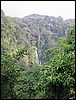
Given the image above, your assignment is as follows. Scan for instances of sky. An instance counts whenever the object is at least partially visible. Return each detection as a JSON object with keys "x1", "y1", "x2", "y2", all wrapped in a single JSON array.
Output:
[{"x1": 1, "y1": 1, "x2": 75, "y2": 20}]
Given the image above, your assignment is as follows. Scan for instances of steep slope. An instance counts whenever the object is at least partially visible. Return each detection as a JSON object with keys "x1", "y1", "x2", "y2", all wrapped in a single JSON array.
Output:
[
  {"x1": 1, "y1": 10, "x2": 75, "y2": 65},
  {"x1": 1, "y1": 9, "x2": 75, "y2": 99},
  {"x1": 21, "y1": 14, "x2": 75, "y2": 63}
]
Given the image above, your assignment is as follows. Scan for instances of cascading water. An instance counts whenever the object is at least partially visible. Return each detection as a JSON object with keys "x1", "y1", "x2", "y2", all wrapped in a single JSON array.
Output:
[{"x1": 35, "y1": 50, "x2": 39, "y2": 64}]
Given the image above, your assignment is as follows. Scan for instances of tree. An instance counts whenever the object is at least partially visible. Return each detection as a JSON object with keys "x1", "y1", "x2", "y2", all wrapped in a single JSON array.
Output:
[
  {"x1": 37, "y1": 25, "x2": 75, "y2": 99},
  {"x1": 1, "y1": 47, "x2": 29, "y2": 99}
]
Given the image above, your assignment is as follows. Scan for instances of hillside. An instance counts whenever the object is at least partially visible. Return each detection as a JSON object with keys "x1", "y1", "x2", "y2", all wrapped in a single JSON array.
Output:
[
  {"x1": 1, "y1": 10, "x2": 75, "y2": 99},
  {"x1": 1, "y1": 10, "x2": 75, "y2": 65}
]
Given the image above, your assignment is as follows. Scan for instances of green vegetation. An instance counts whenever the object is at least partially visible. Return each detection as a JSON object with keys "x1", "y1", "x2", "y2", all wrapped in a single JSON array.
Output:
[{"x1": 1, "y1": 10, "x2": 75, "y2": 99}]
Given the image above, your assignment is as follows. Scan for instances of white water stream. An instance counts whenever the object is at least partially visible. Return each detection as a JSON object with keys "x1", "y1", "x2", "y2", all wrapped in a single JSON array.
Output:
[{"x1": 35, "y1": 50, "x2": 39, "y2": 64}]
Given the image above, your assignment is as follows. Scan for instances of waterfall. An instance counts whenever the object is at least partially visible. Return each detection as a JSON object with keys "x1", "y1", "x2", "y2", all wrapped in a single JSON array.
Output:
[{"x1": 35, "y1": 50, "x2": 39, "y2": 64}]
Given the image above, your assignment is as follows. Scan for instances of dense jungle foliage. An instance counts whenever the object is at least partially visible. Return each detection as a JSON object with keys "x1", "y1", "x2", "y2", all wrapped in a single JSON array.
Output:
[{"x1": 1, "y1": 9, "x2": 75, "y2": 99}]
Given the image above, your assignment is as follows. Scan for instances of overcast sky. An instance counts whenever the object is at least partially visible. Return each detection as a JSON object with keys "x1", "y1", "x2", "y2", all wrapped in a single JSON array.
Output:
[{"x1": 1, "y1": 1, "x2": 75, "y2": 20}]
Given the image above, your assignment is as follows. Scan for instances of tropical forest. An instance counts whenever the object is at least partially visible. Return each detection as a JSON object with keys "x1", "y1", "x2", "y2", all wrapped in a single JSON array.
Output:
[{"x1": 1, "y1": 9, "x2": 75, "y2": 99}]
